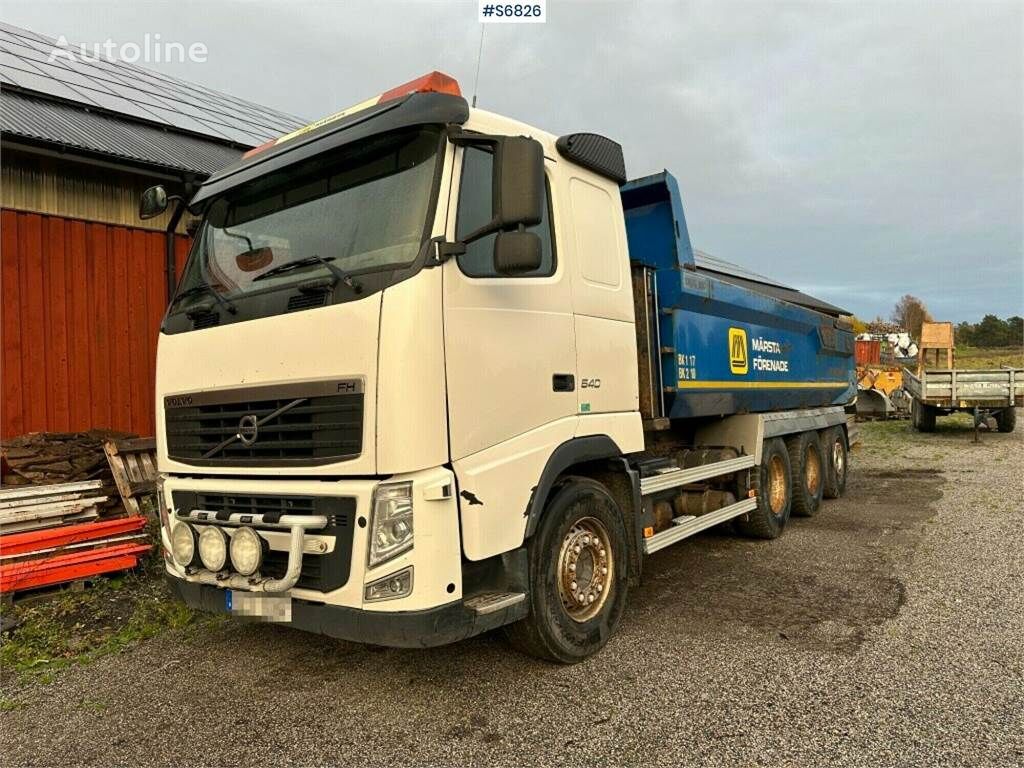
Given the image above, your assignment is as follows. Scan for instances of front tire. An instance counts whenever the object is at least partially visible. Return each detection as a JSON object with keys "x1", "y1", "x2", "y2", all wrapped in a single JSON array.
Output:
[
  {"x1": 735, "y1": 438, "x2": 792, "y2": 539},
  {"x1": 505, "y1": 477, "x2": 629, "y2": 664}
]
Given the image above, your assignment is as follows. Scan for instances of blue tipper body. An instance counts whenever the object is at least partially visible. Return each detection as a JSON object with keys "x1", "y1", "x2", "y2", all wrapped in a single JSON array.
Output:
[{"x1": 621, "y1": 171, "x2": 856, "y2": 420}]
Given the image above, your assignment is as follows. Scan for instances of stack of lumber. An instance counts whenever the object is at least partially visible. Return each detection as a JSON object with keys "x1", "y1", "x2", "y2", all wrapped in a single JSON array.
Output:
[
  {"x1": 0, "y1": 480, "x2": 111, "y2": 534},
  {"x1": 1, "y1": 430, "x2": 133, "y2": 487},
  {"x1": 0, "y1": 432, "x2": 156, "y2": 596},
  {"x1": 0, "y1": 516, "x2": 150, "y2": 593}
]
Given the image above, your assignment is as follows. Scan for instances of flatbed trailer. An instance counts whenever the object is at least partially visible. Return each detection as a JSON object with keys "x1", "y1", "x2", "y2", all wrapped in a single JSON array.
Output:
[{"x1": 903, "y1": 366, "x2": 1021, "y2": 432}]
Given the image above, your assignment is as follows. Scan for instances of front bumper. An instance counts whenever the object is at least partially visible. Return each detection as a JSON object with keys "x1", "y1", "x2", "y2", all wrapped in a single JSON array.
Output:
[
  {"x1": 160, "y1": 467, "x2": 462, "y2": 614},
  {"x1": 171, "y1": 578, "x2": 526, "y2": 648}
]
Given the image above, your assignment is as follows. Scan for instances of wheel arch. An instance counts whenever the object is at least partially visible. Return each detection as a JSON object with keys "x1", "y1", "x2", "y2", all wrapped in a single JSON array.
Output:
[{"x1": 522, "y1": 436, "x2": 643, "y2": 584}]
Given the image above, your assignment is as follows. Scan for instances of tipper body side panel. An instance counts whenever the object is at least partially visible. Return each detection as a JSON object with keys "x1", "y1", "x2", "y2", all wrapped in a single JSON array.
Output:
[{"x1": 622, "y1": 171, "x2": 856, "y2": 420}]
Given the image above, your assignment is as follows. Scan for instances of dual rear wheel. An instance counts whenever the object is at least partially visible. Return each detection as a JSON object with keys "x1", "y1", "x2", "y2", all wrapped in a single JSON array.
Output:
[{"x1": 736, "y1": 427, "x2": 848, "y2": 538}]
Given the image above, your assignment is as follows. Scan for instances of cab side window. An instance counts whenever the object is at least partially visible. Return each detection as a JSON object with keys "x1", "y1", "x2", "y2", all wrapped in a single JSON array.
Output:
[{"x1": 455, "y1": 145, "x2": 556, "y2": 277}]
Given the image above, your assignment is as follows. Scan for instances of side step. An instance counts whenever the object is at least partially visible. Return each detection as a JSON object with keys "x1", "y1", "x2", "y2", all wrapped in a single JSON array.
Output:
[
  {"x1": 642, "y1": 497, "x2": 758, "y2": 555},
  {"x1": 464, "y1": 591, "x2": 526, "y2": 615},
  {"x1": 639, "y1": 455, "x2": 756, "y2": 495}
]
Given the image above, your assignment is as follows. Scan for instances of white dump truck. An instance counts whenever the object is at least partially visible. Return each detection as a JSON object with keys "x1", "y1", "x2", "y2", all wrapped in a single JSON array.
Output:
[{"x1": 144, "y1": 72, "x2": 857, "y2": 662}]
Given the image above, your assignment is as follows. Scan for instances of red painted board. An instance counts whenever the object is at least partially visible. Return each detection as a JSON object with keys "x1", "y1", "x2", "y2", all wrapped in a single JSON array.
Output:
[
  {"x1": 0, "y1": 542, "x2": 152, "y2": 592},
  {"x1": 0, "y1": 517, "x2": 146, "y2": 556},
  {"x1": 1, "y1": 554, "x2": 142, "y2": 592}
]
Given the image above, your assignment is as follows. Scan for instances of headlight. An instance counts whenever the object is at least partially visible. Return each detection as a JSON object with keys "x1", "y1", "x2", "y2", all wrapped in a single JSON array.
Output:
[
  {"x1": 171, "y1": 523, "x2": 197, "y2": 567},
  {"x1": 198, "y1": 527, "x2": 229, "y2": 571},
  {"x1": 230, "y1": 527, "x2": 265, "y2": 576},
  {"x1": 368, "y1": 481, "x2": 413, "y2": 568}
]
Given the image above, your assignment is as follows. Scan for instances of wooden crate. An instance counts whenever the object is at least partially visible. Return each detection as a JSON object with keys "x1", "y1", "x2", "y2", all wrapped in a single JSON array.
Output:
[{"x1": 918, "y1": 321, "x2": 955, "y2": 373}]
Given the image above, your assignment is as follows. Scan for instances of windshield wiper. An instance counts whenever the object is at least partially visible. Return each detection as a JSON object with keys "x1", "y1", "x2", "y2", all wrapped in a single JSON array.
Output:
[
  {"x1": 173, "y1": 282, "x2": 237, "y2": 315},
  {"x1": 253, "y1": 254, "x2": 362, "y2": 293}
]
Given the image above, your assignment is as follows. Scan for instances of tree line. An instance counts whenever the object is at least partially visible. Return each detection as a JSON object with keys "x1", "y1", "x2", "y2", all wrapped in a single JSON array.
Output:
[
  {"x1": 852, "y1": 294, "x2": 1023, "y2": 348},
  {"x1": 955, "y1": 315, "x2": 1023, "y2": 348}
]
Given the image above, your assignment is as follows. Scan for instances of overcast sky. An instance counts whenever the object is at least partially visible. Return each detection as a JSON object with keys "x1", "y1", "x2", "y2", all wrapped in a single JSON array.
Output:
[{"x1": 5, "y1": 0, "x2": 1022, "y2": 322}]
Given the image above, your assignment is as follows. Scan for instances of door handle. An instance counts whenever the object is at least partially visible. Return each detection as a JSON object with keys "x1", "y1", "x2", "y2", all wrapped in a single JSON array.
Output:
[{"x1": 552, "y1": 374, "x2": 575, "y2": 392}]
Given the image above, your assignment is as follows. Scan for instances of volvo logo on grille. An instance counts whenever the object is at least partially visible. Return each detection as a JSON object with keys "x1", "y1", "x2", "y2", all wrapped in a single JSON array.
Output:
[
  {"x1": 198, "y1": 397, "x2": 308, "y2": 459},
  {"x1": 238, "y1": 415, "x2": 259, "y2": 446}
]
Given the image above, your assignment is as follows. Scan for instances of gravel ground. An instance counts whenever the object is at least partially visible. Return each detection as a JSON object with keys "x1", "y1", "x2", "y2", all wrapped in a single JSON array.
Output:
[{"x1": 2, "y1": 418, "x2": 1022, "y2": 767}]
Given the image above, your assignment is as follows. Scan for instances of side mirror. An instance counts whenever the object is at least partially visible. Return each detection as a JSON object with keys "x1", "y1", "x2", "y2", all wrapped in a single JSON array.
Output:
[
  {"x1": 494, "y1": 137, "x2": 544, "y2": 229},
  {"x1": 494, "y1": 231, "x2": 542, "y2": 275},
  {"x1": 139, "y1": 185, "x2": 168, "y2": 220}
]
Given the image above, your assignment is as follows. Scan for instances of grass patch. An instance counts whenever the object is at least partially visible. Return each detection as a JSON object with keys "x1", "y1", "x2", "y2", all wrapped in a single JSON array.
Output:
[
  {"x1": 953, "y1": 346, "x2": 1023, "y2": 370},
  {"x1": 0, "y1": 527, "x2": 216, "y2": 685}
]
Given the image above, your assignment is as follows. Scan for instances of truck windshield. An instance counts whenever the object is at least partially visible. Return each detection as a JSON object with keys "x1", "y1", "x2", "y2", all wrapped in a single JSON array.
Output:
[{"x1": 167, "y1": 126, "x2": 442, "y2": 328}]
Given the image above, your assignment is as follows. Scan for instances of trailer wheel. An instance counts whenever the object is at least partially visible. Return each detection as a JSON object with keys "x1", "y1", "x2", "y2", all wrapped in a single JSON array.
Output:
[
  {"x1": 505, "y1": 477, "x2": 629, "y2": 664},
  {"x1": 787, "y1": 431, "x2": 825, "y2": 517},
  {"x1": 912, "y1": 400, "x2": 936, "y2": 432},
  {"x1": 822, "y1": 427, "x2": 848, "y2": 499},
  {"x1": 995, "y1": 407, "x2": 1017, "y2": 433},
  {"x1": 735, "y1": 438, "x2": 791, "y2": 539}
]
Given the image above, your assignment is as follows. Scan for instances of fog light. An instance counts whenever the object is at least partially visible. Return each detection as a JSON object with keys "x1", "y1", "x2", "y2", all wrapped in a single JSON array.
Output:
[
  {"x1": 230, "y1": 527, "x2": 264, "y2": 576},
  {"x1": 364, "y1": 566, "x2": 413, "y2": 602},
  {"x1": 198, "y1": 527, "x2": 228, "y2": 571},
  {"x1": 170, "y1": 523, "x2": 197, "y2": 567}
]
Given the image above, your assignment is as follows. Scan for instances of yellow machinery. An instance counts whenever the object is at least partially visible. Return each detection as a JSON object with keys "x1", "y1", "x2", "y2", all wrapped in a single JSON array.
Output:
[{"x1": 855, "y1": 336, "x2": 912, "y2": 418}]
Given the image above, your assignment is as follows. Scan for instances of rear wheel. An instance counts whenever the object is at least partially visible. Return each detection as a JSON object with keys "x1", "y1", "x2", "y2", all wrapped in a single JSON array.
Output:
[
  {"x1": 787, "y1": 431, "x2": 825, "y2": 517},
  {"x1": 995, "y1": 407, "x2": 1017, "y2": 433},
  {"x1": 735, "y1": 437, "x2": 791, "y2": 540},
  {"x1": 912, "y1": 400, "x2": 936, "y2": 432},
  {"x1": 505, "y1": 477, "x2": 629, "y2": 664},
  {"x1": 822, "y1": 427, "x2": 848, "y2": 499}
]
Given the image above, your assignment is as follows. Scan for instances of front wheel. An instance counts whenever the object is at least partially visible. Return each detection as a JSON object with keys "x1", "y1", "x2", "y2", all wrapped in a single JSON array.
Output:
[{"x1": 505, "y1": 477, "x2": 629, "y2": 664}]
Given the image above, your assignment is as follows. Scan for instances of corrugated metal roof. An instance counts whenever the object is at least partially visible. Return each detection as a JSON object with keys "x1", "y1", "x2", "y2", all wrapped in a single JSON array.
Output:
[
  {"x1": 2, "y1": 90, "x2": 245, "y2": 175},
  {"x1": 693, "y1": 248, "x2": 850, "y2": 317},
  {"x1": 0, "y1": 20, "x2": 304, "y2": 175}
]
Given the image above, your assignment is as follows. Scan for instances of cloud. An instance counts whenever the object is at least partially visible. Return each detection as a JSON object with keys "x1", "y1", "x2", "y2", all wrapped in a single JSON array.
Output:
[{"x1": 4, "y1": 0, "x2": 1021, "y2": 321}]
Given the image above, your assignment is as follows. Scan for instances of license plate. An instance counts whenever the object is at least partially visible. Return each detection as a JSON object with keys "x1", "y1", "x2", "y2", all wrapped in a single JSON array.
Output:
[{"x1": 226, "y1": 590, "x2": 292, "y2": 622}]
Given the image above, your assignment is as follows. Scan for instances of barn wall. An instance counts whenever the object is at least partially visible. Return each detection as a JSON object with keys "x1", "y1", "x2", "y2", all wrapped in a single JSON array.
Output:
[
  {"x1": 1, "y1": 208, "x2": 190, "y2": 439},
  {"x1": 1, "y1": 148, "x2": 196, "y2": 233}
]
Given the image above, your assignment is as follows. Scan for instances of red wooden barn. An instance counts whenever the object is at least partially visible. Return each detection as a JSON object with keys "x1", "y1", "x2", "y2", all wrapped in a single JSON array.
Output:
[{"x1": 0, "y1": 21, "x2": 303, "y2": 440}]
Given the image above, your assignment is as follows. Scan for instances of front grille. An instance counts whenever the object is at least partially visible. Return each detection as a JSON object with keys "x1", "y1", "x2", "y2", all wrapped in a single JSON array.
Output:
[
  {"x1": 165, "y1": 381, "x2": 363, "y2": 466},
  {"x1": 172, "y1": 491, "x2": 355, "y2": 593},
  {"x1": 197, "y1": 493, "x2": 316, "y2": 521}
]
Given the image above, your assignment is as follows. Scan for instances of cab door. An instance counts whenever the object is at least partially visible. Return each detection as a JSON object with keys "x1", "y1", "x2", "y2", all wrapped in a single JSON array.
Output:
[{"x1": 443, "y1": 143, "x2": 577, "y2": 560}]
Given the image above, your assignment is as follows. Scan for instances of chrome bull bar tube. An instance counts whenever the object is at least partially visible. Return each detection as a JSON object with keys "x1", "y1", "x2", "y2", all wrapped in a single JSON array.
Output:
[{"x1": 173, "y1": 509, "x2": 329, "y2": 593}]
